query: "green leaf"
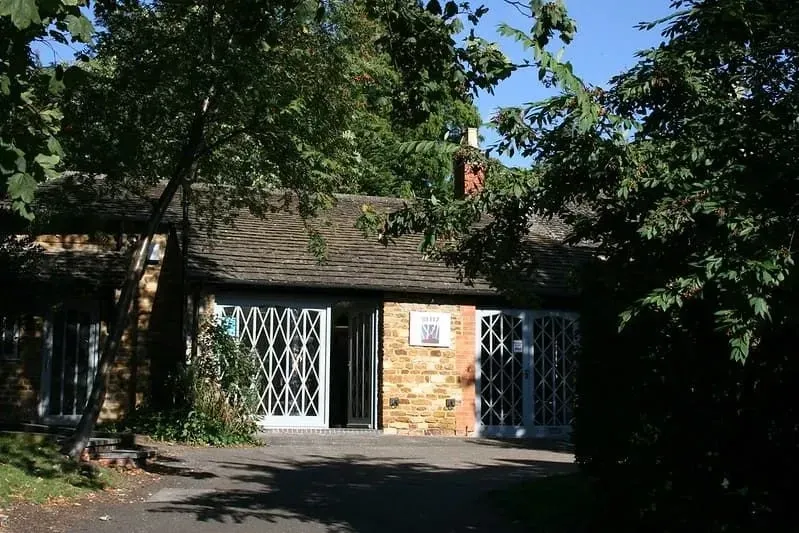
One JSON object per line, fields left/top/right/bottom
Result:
{"left": 749, "top": 297, "right": 770, "bottom": 319}
{"left": 63, "top": 65, "right": 87, "bottom": 88}
{"left": 0, "top": 74, "right": 9, "bottom": 96}
{"left": 34, "top": 152, "right": 60, "bottom": 168}
{"left": 6, "top": 172, "right": 37, "bottom": 204}
{"left": 65, "top": 13, "right": 94, "bottom": 43}
{"left": 47, "top": 136, "right": 63, "bottom": 157}
{"left": 48, "top": 70, "right": 65, "bottom": 94}
{"left": 426, "top": 0, "right": 441, "bottom": 15}
{"left": 0, "top": 0, "right": 41, "bottom": 29}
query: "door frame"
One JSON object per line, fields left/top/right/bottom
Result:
{"left": 214, "top": 295, "right": 332, "bottom": 429}
{"left": 345, "top": 305, "right": 380, "bottom": 429}
{"left": 38, "top": 303, "right": 100, "bottom": 425}
{"left": 474, "top": 309, "right": 533, "bottom": 438}
{"left": 474, "top": 309, "right": 579, "bottom": 438}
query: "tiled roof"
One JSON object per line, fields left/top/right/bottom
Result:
{"left": 187, "top": 194, "right": 591, "bottom": 296}
{"left": 4, "top": 175, "right": 591, "bottom": 297}
{"left": 2, "top": 174, "right": 183, "bottom": 226}
{"left": 0, "top": 248, "right": 127, "bottom": 288}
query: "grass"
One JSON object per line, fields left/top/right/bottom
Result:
{"left": 0, "top": 432, "right": 123, "bottom": 507}
{"left": 491, "top": 473, "right": 594, "bottom": 533}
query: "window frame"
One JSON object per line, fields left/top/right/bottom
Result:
{"left": 1, "top": 315, "right": 21, "bottom": 361}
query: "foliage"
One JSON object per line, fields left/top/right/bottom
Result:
{"left": 124, "top": 320, "right": 259, "bottom": 446}
{"left": 491, "top": 473, "right": 593, "bottom": 533}
{"left": 328, "top": 0, "right": 485, "bottom": 198}
{"left": 0, "top": 0, "right": 99, "bottom": 219}
{"left": 56, "top": 0, "right": 517, "bottom": 457}
{"left": 0, "top": 432, "right": 120, "bottom": 505}
{"left": 62, "top": 0, "right": 362, "bottom": 217}
{"left": 376, "top": 0, "right": 799, "bottom": 530}
{"left": 194, "top": 318, "right": 259, "bottom": 418}
{"left": 574, "top": 273, "right": 799, "bottom": 532}
{"left": 365, "top": 0, "right": 513, "bottom": 124}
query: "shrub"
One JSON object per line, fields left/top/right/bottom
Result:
{"left": 124, "top": 319, "right": 259, "bottom": 446}
{"left": 574, "top": 269, "right": 799, "bottom": 532}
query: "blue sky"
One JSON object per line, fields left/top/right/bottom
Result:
{"left": 470, "top": 0, "right": 673, "bottom": 156}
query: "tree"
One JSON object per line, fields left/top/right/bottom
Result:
{"left": 1, "top": 0, "right": 99, "bottom": 219}
{"left": 378, "top": 0, "right": 799, "bottom": 530}
{"left": 316, "top": 0, "right": 497, "bottom": 196}
{"left": 58, "top": 0, "right": 514, "bottom": 458}
{"left": 327, "top": 0, "right": 482, "bottom": 198}
{"left": 57, "top": 0, "right": 365, "bottom": 458}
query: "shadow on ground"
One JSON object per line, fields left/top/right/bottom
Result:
{"left": 467, "top": 438, "right": 575, "bottom": 453}
{"left": 147, "top": 452, "right": 575, "bottom": 532}
{"left": 143, "top": 460, "right": 218, "bottom": 480}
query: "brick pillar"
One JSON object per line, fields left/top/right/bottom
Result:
{"left": 454, "top": 127, "right": 485, "bottom": 197}
{"left": 455, "top": 305, "right": 476, "bottom": 436}
{"left": 454, "top": 160, "right": 485, "bottom": 197}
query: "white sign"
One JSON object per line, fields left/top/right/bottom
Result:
{"left": 409, "top": 312, "right": 452, "bottom": 348}
{"left": 512, "top": 339, "right": 524, "bottom": 354}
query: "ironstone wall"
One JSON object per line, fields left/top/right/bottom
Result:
{"left": 380, "top": 300, "right": 477, "bottom": 436}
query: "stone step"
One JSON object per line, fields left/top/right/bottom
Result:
{"left": 85, "top": 437, "right": 122, "bottom": 453}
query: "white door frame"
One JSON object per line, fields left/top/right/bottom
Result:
{"left": 475, "top": 309, "right": 578, "bottom": 438}
{"left": 39, "top": 303, "right": 100, "bottom": 424}
{"left": 474, "top": 309, "right": 532, "bottom": 438}
{"left": 214, "top": 295, "right": 332, "bottom": 429}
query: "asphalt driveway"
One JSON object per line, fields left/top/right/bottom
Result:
{"left": 17, "top": 434, "right": 576, "bottom": 533}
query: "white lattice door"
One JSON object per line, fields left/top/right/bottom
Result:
{"left": 215, "top": 302, "right": 330, "bottom": 427}
{"left": 476, "top": 310, "right": 579, "bottom": 437}
{"left": 476, "top": 311, "right": 530, "bottom": 437}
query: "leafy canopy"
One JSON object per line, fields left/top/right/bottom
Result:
{"left": 382, "top": 0, "right": 799, "bottom": 362}
{"left": 63, "top": 0, "right": 366, "bottom": 217}
{"left": 1, "top": 0, "right": 97, "bottom": 218}
{"left": 327, "top": 0, "right": 482, "bottom": 198}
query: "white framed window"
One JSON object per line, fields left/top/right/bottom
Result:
{"left": 1, "top": 315, "right": 20, "bottom": 360}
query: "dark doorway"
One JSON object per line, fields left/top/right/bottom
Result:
{"left": 329, "top": 312, "right": 350, "bottom": 428}
{"left": 329, "top": 302, "right": 379, "bottom": 429}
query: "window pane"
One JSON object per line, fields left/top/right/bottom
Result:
{"left": 62, "top": 310, "right": 79, "bottom": 416}
{"left": 49, "top": 310, "right": 65, "bottom": 415}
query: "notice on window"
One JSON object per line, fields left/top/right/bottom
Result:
{"left": 512, "top": 339, "right": 524, "bottom": 354}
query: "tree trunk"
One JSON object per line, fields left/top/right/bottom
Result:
{"left": 62, "top": 110, "right": 207, "bottom": 459}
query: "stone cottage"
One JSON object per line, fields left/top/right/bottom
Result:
{"left": 1, "top": 136, "right": 587, "bottom": 438}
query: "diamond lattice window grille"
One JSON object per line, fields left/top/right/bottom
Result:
{"left": 533, "top": 315, "right": 579, "bottom": 427}
{"left": 217, "top": 304, "right": 324, "bottom": 419}
{"left": 479, "top": 313, "right": 524, "bottom": 427}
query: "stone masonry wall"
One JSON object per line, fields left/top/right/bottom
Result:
{"left": 0, "top": 232, "right": 179, "bottom": 422}
{"left": 381, "top": 300, "right": 476, "bottom": 436}
{"left": 0, "top": 317, "right": 45, "bottom": 421}
{"left": 103, "top": 232, "right": 180, "bottom": 420}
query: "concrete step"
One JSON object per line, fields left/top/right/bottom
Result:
{"left": 92, "top": 448, "right": 156, "bottom": 468}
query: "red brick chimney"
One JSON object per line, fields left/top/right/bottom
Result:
{"left": 454, "top": 127, "right": 484, "bottom": 197}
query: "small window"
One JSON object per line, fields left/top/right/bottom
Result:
{"left": 1, "top": 315, "right": 20, "bottom": 360}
